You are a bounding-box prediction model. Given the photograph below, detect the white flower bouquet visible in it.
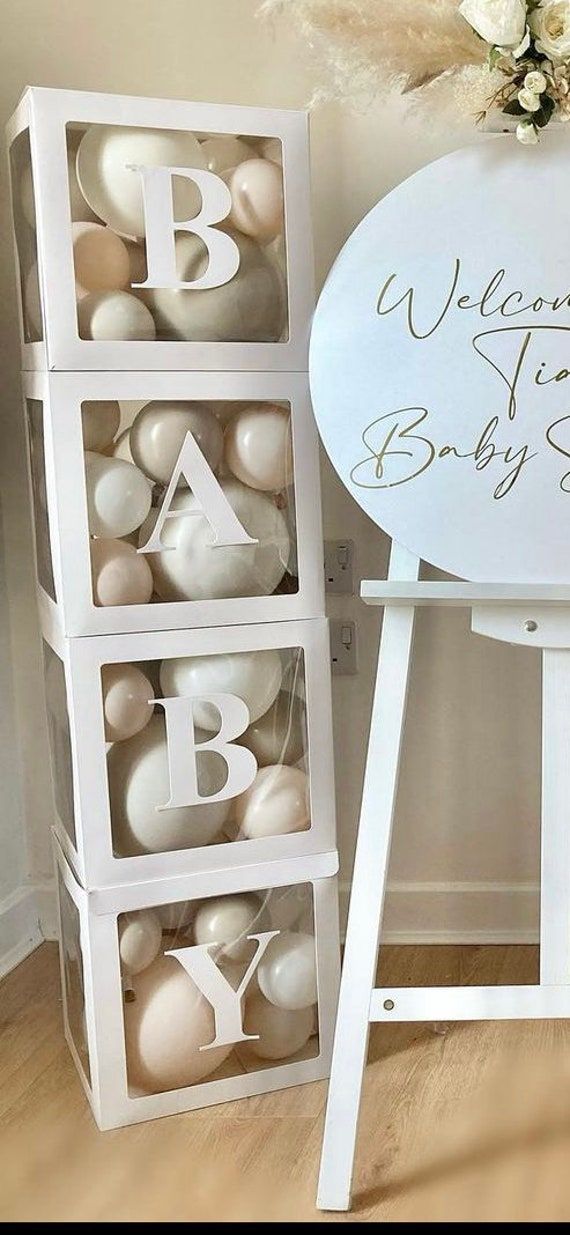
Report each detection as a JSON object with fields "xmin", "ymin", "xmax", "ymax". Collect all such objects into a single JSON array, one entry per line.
[
  {"xmin": 261, "ymin": 1, "xmax": 570, "ymax": 144},
  {"xmin": 461, "ymin": 1, "xmax": 570, "ymax": 141}
]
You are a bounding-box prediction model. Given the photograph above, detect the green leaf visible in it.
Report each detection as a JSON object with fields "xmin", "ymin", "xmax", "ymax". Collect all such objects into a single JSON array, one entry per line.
[
  {"xmin": 489, "ymin": 46, "xmax": 501, "ymax": 68},
  {"xmin": 503, "ymin": 100, "xmax": 525, "ymax": 115},
  {"xmin": 534, "ymin": 95, "xmax": 556, "ymax": 127}
]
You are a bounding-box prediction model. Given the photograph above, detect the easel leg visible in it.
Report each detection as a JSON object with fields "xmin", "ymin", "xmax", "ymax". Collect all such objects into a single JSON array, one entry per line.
[
  {"xmin": 541, "ymin": 650, "xmax": 570, "ymax": 983},
  {"xmin": 317, "ymin": 544, "xmax": 419, "ymax": 1211}
]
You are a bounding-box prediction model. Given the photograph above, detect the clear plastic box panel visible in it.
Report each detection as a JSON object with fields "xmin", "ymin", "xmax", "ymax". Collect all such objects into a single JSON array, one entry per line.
[
  {"xmin": 58, "ymin": 871, "xmax": 90, "ymax": 1082},
  {"xmin": 9, "ymin": 128, "xmax": 43, "ymax": 343},
  {"xmin": 26, "ymin": 400, "xmax": 55, "ymax": 600},
  {"xmin": 66, "ymin": 124, "xmax": 288, "ymax": 345},
  {"xmin": 104, "ymin": 646, "xmax": 308, "ymax": 858},
  {"xmin": 43, "ymin": 641, "xmax": 76, "ymax": 846},
  {"xmin": 119, "ymin": 882, "xmax": 318, "ymax": 1097},
  {"xmin": 83, "ymin": 398, "xmax": 298, "ymax": 607}
]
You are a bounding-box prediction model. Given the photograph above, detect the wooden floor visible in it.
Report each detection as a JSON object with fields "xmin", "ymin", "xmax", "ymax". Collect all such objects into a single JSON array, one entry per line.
[{"xmin": 3, "ymin": 942, "xmax": 570, "ymax": 1222}]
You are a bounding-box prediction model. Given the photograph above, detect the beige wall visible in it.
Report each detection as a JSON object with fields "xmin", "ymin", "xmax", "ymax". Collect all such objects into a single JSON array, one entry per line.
[{"xmin": 0, "ymin": 0, "xmax": 542, "ymax": 942}]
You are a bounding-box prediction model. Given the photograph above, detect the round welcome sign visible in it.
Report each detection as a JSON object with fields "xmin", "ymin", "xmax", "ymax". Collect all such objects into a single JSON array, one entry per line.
[{"xmin": 310, "ymin": 131, "xmax": 570, "ymax": 583}]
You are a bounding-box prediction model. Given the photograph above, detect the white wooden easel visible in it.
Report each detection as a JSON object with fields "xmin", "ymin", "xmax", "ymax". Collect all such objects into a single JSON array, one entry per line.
[{"xmin": 317, "ymin": 540, "xmax": 570, "ymax": 1212}]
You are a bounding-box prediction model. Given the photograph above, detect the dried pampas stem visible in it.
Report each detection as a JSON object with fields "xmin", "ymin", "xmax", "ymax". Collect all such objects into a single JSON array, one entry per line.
[{"xmin": 259, "ymin": 0, "xmax": 487, "ymax": 104}]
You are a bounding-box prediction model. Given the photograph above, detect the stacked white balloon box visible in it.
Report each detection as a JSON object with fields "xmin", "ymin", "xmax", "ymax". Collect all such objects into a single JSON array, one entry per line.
[{"xmin": 7, "ymin": 87, "xmax": 340, "ymax": 1129}]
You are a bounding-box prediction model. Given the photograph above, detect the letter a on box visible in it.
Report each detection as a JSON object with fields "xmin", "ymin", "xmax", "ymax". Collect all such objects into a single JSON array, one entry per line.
[{"xmin": 138, "ymin": 431, "xmax": 257, "ymax": 554}]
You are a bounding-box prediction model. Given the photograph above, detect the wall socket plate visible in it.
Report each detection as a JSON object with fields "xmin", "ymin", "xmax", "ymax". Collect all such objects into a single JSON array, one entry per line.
[
  {"xmin": 330, "ymin": 619, "xmax": 358, "ymax": 675},
  {"xmin": 324, "ymin": 539, "xmax": 354, "ymax": 594}
]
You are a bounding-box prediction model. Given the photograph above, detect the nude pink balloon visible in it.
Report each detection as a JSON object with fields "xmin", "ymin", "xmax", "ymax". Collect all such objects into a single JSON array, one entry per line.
[
  {"xmin": 90, "ymin": 538, "xmax": 154, "ymax": 607},
  {"xmin": 73, "ymin": 222, "xmax": 131, "ymax": 294},
  {"xmin": 226, "ymin": 158, "xmax": 284, "ymax": 244},
  {"xmin": 101, "ymin": 662, "xmax": 155, "ymax": 742},
  {"xmin": 124, "ymin": 956, "xmax": 232, "ymax": 1092}
]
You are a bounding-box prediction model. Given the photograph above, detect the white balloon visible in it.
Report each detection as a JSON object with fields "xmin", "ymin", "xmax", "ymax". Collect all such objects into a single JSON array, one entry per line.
[
  {"xmin": 72, "ymin": 222, "xmax": 131, "ymax": 295},
  {"xmin": 130, "ymin": 401, "xmax": 223, "ymax": 485},
  {"xmin": 81, "ymin": 400, "xmax": 121, "ymax": 451},
  {"xmin": 226, "ymin": 158, "xmax": 284, "ymax": 244},
  {"xmin": 124, "ymin": 956, "xmax": 232, "ymax": 1091},
  {"xmin": 257, "ymin": 931, "xmax": 317, "ymax": 1010},
  {"xmin": 224, "ymin": 404, "xmax": 292, "ymax": 492},
  {"xmin": 240, "ymin": 689, "xmax": 305, "ymax": 767},
  {"xmin": 193, "ymin": 894, "xmax": 264, "ymax": 962},
  {"xmin": 90, "ymin": 538, "xmax": 154, "ymax": 607},
  {"xmin": 200, "ymin": 135, "xmax": 254, "ymax": 173},
  {"xmin": 76, "ymin": 125, "xmax": 206, "ymax": 238},
  {"xmin": 101, "ymin": 662, "xmax": 154, "ymax": 742},
  {"xmin": 77, "ymin": 290, "xmax": 156, "ymax": 341},
  {"xmin": 108, "ymin": 714, "xmax": 229, "ymax": 855},
  {"xmin": 84, "ymin": 451, "xmax": 152, "ymax": 538},
  {"xmin": 111, "ymin": 428, "xmax": 135, "ymax": 464},
  {"xmin": 236, "ymin": 765, "xmax": 310, "ymax": 839},
  {"xmin": 119, "ymin": 909, "xmax": 162, "ymax": 975},
  {"xmin": 244, "ymin": 990, "xmax": 313, "ymax": 1059},
  {"xmin": 145, "ymin": 231, "xmax": 286, "ymax": 342},
  {"xmin": 139, "ymin": 478, "xmax": 289, "ymax": 601},
  {"xmin": 159, "ymin": 648, "xmax": 283, "ymax": 732}
]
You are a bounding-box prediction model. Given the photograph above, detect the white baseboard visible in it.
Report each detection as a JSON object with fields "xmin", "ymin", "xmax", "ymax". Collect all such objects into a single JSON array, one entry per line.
[
  {"xmin": 0, "ymin": 884, "xmax": 44, "ymax": 979},
  {"xmin": 0, "ymin": 879, "xmax": 57, "ymax": 979},
  {"xmin": 339, "ymin": 879, "xmax": 540, "ymax": 944},
  {"xmin": 0, "ymin": 878, "xmax": 541, "ymax": 979}
]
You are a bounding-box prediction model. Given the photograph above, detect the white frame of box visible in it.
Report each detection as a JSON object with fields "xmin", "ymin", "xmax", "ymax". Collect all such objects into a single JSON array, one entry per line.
[
  {"xmin": 6, "ymin": 87, "xmax": 314, "ymax": 373},
  {"xmin": 43, "ymin": 617, "xmax": 336, "ymax": 887},
  {"xmin": 23, "ymin": 369, "xmax": 324, "ymax": 636},
  {"xmin": 55, "ymin": 837, "xmax": 340, "ymax": 1130}
]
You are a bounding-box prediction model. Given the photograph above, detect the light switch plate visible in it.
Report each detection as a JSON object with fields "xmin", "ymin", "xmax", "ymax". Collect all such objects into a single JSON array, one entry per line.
[
  {"xmin": 330, "ymin": 619, "xmax": 358, "ymax": 675},
  {"xmin": 324, "ymin": 539, "xmax": 354, "ymax": 594}
]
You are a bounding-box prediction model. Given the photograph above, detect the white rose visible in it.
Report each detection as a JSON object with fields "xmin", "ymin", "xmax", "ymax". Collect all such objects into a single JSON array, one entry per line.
[
  {"xmin": 524, "ymin": 70, "xmax": 547, "ymax": 92},
  {"xmin": 459, "ymin": 0, "xmax": 527, "ymax": 47},
  {"xmin": 516, "ymin": 120, "xmax": 539, "ymax": 142},
  {"xmin": 530, "ymin": 2, "xmax": 570, "ymax": 60},
  {"xmin": 518, "ymin": 86, "xmax": 542, "ymax": 110}
]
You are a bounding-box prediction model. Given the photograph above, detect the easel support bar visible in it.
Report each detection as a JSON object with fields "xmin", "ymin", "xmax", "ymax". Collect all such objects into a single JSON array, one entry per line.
[{"xmin": 370, "ymin": 983, "xmax": 570, "ymax": 1023}]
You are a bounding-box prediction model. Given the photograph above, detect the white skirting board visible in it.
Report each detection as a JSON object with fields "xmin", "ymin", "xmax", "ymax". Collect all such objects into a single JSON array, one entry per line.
[
  {"xmin": 339, "ymin": 879, "xmax": 540, "ymax": 944},
  {"xmin": 0, "ymin": 878, "xmax": 540, "ymax": 980}
]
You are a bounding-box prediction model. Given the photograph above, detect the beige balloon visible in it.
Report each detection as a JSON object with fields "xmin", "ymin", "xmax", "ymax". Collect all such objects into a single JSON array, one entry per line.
[
  {"xmin": 224, "ymin": 404, "xmax": 293, "ymax": 491},
  {"xmin": 90, "ymin": 538, "xmax": 154, "ymax": 607},
  {"xmin": 124, "ymin": 956, "xmax": 233, "ymax": 1092},
  {"xmin": 73, "ymin": 222, "xmax": 131, "ymax": 294},
  {"xmin": 236, "ymin": 765, "xmax": 310, "ymax": 839},
  {"xmin": 81, "ymin": 400, "xmax": 121, "ymax": 452},
  {"xmin": 226, "ymin": 158, "xmax": 284, "ymax": 244},
  {"xmin": 119, "ymin": 909, "xmax": 162, "ymax": 976},
  {"xmin": 244, "ymin": 990, "xmax": 313, "ymax": 1060},
  {"xmin": 145, "ymin": 230, "xmax": 286, "ymax": 343},
  {"xmin": 101, "ymin": 662, "xmax": 155, "ymax": 743},
  {"xmin": 78, "ymin": 290, "xmax": 156, "ymax": 341}
]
